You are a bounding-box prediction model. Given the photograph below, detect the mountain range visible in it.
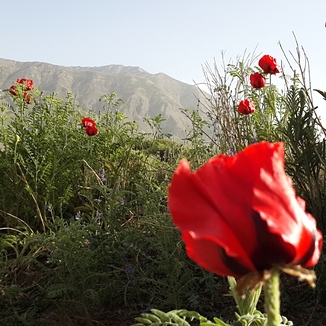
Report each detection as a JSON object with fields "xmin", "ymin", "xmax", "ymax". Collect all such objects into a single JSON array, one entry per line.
[{"xmin": 0, "ymin": 58, "xmax": 206, "ymax": 137}]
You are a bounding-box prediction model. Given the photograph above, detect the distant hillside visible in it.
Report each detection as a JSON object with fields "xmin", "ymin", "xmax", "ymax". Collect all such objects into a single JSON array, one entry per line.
[{"xmin": 0, "ymin": 58, "xmax": 206, "ymax": 137}]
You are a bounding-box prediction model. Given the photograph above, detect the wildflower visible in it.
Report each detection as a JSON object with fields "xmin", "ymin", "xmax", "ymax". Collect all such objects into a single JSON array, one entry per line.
[
  {"xmin": 82, "ymin": 117, "xmax": 98, "ymax": 136},
  {"xmin": 9, "ymin": 85, "xmax": 17, "ymax": 96},
  {"xmin": 9, "ymin": 78, "xmax": 34, "ymax": 103},
  {"xmin": 168, "ymin": 142, "xmax": 322, "ymax": 278},
  {"xmin": 258, "ymin": 55, "xmax": 280, "ymax": 74},
  {"xmin": 16, "ymin": 78, "xmax": 34, "ymax": 91},
  {"xmin": 81, "ymin": 117, "xmax": 96, "ymax": 128},
  {"xmin": 85, "ymin": 125, "xmax": 98, "ymax": 136},
  {"xmin": 23, "ymin": 92, "xmax": 31, "ymax": 104},
  {"xmin": 125, "ymin": 265, "xmax": 135, "ymax": 275},
  {"xmin": 75, "ymin": 211, "xmax": 81, "ymax": 220},
  {"xmin": 250, "ymin": 72, "xmax": 266, "ymax": 89},
  {"xmin": 237, "ymin": 99, "xmax": 255, "ymax": 115},
  {"xmin": 98, "ymin": 168, "xmax": 106, "ymax": 182}
]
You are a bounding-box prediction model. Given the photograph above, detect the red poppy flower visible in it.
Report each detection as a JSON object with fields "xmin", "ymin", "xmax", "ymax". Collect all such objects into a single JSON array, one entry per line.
[
  {"xmin": 250, "ymin": 72, "xmax": 266, "ymax": 89},
  {"xmin": 9, "ymin": 85, "xmax": 32, "ymax": 103},
  {"xmin": 9, "ymin": 85, "xmax": 17, "ymax": 96},
  {"xmin": 85, "ymin": 125, "xmax": 98, "ymax": 136},
  {"xmin": 17, "ymin": 78, "xmax": 34, "ymax": 91},
  {"xmin": 168, "ymin": 142, "xmax": 322, "ymax": 278},
  {"xmin": 9, "ymin": 78, "xmax": 34, "ymax": 98},
  {"xmin": 238, "ymin": 99, "xmax": 255, "ymax": 115},
  {"xmin": 258, "ymin": 55, "xmax": 280, "ymax": 74},
  {"xmin": 23, "ymin": 92, "xmax": 32, "ymax": 104},
  {"xmin": 82, "ymin": 117, "xmax": 96, "ymax": 128}
]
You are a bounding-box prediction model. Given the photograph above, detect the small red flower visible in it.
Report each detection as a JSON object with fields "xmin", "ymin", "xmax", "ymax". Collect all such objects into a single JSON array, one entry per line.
[
  {"xmin": 9, "ymin": 85, "xmax": 17, "ymax": 96},
  {"xmin": 17, "ymin": 78, "xmax": 34, "ymax": 91},
  {"xmin": 250, "ymin": 72, "xmax": 266, "ymax": 89},
  {"xmin": 258, "ymin": 55, "xmax": 280, "ymax": 74},
  {"xmin": 238, "ymin": 99, "xmax": 255, "ymax": 115},
  {"xmin": 85, "ymin": 125, "xmax": 98, "ymax": 136},
  {"xmin": 9, "ymin": 78, "xmax": 34, "ymax": 102},
  {"xmin": 23, "ymin": 92, "xmax": 32, "ymax": 104},
  {"xmin": 82, "ymin": 117, "xmax": 98, "ymax": 136},
  {"xmin": 168, "ymin": 142, "xmax": 323, "ymax": 278},
  {"xmin": 82, "ymin": 117, "xmax": 96, "ymax": 128},
  {"xmin": 9, "ymin": 78, "xmax": 34, "ymax": 98}
]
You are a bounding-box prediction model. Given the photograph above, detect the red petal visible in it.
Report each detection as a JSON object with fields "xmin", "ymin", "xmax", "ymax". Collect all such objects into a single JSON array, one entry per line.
[
  {"xmin": 252, "ymin": 143, "xmax": 320, "ymax": 265},
  {"xmin": 182, "ymin": 232, "xmax": 251, "ymax": 277},
  {"xmin": 169, "ymin": 142, "xmax": 322, "ymax": 274},
  {"xmin": 85, "ymin": 125, "xmax": 98, "ymax": 136},
  {"xmin": 9, "ymin": 85, "xmax": 17, "ymax": 95},
  {"xmin": 302, "ymin": 228, "xmax": 323, "ymax": 267},
  {"xmin": 168, "ymin": 158, "xmax": 257, "ymax": 273},
  {"xmin": 82, "ymin": 117, "xmax": 96, "ymax": 128}
]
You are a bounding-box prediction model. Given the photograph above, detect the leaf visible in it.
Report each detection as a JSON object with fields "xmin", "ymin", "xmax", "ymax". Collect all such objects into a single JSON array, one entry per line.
[
  {"xmin": 166, "ymin": 312, "xmax": 191, "ymax": 326},
  {"xmin": 200, "ymin": 316, "xmax": 230, "ymax": 326},
  {"xmin": 133, "ymin": 317, "xmax": 153, "ymax": 325},
  {"xmin": 314, "ymin": 89, "xmax": 326, "ymax": 101},
  {"xmin": 150, "ymin": 309, "xmax": 171, "ymax": 322},
  {"xmin": 139, "ymin": 313, "xmax": 161, "ymax": 323}
]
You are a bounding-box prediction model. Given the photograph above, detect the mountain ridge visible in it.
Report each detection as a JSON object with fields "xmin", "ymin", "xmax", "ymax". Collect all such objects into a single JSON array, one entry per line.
[{"xmin": 0, "ymin": 58, "xmax": 204, "ymax": 137}]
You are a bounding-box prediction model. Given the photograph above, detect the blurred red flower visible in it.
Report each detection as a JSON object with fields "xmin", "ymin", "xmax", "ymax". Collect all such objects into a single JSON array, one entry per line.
[
  {"xmin": 237, "ymin": 99, "xmax": 255, "ymax": 114},
  {"xmin": 9, "ymin": 81, "xmax": 33, "ymax": 103},
  {"xmin": 82, "ymin": 117, "xmax": 96, "ymax": 128},
  {"xmin": 85, "ymin": 125, "xmax": 98, "ymax": 136},
  {"xmin": 16, "ymin": 78, "xmax": 34, "ymax": 91},
  {"xmin": 258, "ymin": 55, "xmax": 280, "ymax": 74},
  {"xmin": 250, "ymin": 72, "xmax": 266, "ymax": 89},
  {"xmin": 82, "ymin": 117, "xmax": 98, "ymax": 136},
  {"xmin": 168, "ymin": 142, "xmax": 323, "ymax": 277},
  {"xmin": 9, "ymin": 85, "xmax": 17, "ymax": 96},
  {"xmin": 23, "ymin": 92, "xmax": 32, "ymax": 104}
]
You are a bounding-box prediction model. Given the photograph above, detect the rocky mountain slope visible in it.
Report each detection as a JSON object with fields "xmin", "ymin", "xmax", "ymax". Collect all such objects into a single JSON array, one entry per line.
[{"xmin": 0, "ymin": 58, "xmax": 205, "ymax": 137}]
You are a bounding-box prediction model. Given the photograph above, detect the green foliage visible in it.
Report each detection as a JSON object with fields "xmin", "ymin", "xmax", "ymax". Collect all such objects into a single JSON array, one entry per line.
[
  {"xmin": 132, "ymin": 308, "xmax": 294, "ymax": 326},
  {"xmin": 0, "ymin": 85, "xmax": 222, "ymax": 324},
  {"xmin": 0, "ymin": 89, "xmax": 87, "ymax": 231},
  {"xmin": 144, "ymin": 114, "xmax": 172, "ymax": 139},
  {"xmin": 200, "ymin": 50, "xmax": 326, "ymax": 232},
  {"xmin": 276, "ymin": 83, "xmax": 326, "ymax": 231},
  {"xmin": 199, "ymin": 52, "xmax": 284, "ymax": 154},
  {"xmin": 181, "ymin": 108, "xmax": 215, "ymax": 168},
  {"xmin": 132, "ymin": 309, "xmax": 208, "ymax": 326},
  {"xmin": 227, "ymin": 277, "xmax": 293, "ymax": 326},
  {"xmin": 132, "ymin": 278, "xmax": 294, "ymax": 326},
  {"xmin": 1, "ymin": 44, "xmax": 326, "ymax": 325}
]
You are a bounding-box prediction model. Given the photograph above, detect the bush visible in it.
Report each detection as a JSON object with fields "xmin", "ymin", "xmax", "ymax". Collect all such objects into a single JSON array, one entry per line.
[{"xmin": 1, "ymin": 43, "xmax": 326, "ymax": 325}]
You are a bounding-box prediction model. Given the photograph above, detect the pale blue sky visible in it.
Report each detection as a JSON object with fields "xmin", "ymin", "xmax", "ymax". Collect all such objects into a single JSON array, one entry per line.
[{"xmin": 2, "ymin": 1, "xmax": 325, "ymax": 100}]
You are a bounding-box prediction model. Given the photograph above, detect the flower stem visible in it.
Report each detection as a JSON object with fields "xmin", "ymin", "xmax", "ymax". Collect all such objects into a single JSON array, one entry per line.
[{"xmin": 264, "ymin": 268, "xmax": 280, "ymax": 326}]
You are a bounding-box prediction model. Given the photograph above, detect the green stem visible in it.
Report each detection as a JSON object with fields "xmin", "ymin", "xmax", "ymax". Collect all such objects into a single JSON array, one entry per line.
[{"xmin": 264, "ymin": 268, "xmax": 280, "ymax": 326}]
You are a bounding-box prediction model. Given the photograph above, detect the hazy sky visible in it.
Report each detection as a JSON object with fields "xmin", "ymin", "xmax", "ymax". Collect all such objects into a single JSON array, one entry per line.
[{"xmin": 2, "ymin": 1, "xmax": 325, "ymax": 101}]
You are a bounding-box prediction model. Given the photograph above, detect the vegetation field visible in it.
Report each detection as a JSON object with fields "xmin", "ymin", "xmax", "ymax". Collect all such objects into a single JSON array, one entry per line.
[{"xmin": 1, "ymin": 47, "xmax": 326, "ymax": 325}]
